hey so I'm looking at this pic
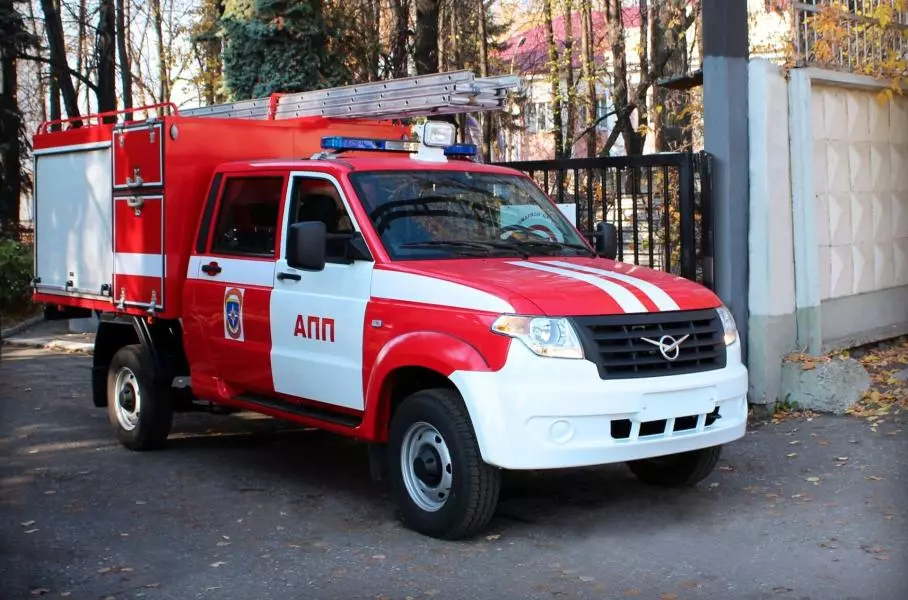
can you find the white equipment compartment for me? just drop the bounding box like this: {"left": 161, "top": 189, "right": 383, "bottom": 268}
{"left": 34, "top": 143, "right": 114, "bottom": 298}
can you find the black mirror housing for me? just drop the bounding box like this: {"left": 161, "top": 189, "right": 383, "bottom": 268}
{"left": 594, "top": 222, "right": 619, "bottom": 260}
{"left": 287, "top": 221, "right": 327, "bottom": 271}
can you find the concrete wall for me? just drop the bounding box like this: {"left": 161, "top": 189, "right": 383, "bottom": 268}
{"left": 810, "top": 84, "right": 908, "bottom": 349}
{"left": 747, "top": 60, "right": 908, "bottom": 406}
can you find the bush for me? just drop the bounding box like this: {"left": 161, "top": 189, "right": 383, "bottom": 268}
{"left": 0, "top": 238, "right": 33, "bottom": 315}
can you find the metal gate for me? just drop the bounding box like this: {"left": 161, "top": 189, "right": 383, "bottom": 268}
{"left": 498, "top": 151, "right": 714, "bottom": 289}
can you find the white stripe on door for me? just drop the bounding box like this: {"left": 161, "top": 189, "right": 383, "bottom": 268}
{"left": 508, "top": 261, "right": 647, "bottom": 313}
{"left": 544, "top": 260, "right": 680, "bottom": 311}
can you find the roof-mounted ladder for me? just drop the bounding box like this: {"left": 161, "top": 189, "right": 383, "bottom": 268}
{"left": 179, "top": 70, "right": 521, "bottom": 121}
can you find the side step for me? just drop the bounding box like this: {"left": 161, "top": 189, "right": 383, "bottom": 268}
{"left": 237, "top": 394, "right": 363, "bottom": 428}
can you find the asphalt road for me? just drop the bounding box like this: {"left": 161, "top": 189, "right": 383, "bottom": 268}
{"left": 1, "top": 347, "right": 906, "bottom": 600}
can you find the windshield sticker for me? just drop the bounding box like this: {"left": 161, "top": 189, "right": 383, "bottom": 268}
{"left": 500, "top": 206, "right": 566, "bottom": 242}
{"left": 224, "top": 287, "right": 245, "bottom": 341}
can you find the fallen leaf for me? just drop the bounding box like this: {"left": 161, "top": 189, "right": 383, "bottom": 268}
{"left": 102, "top": 596, "right": 115, "bottom": 600}
{"left": 60, "top": 593, "right": 71, "bottom": 597}
{"left": 210, "top": 562, "right": 226, "bottom": 568}
{"left": 135, "top": 500, "right": 147, "bottom": 505}
{"left": 97, "top": 567, "right": 112, "bottom": 574}
{"left": 216, "top": 541, "right": 231, "bottom": 547}
{"left": 43, "top": 490, "right": 55, "bottom": 495}
{"left": 805, "top": 476, "right": 820, "bottom": 483}
{"left": 874, "top": 554, "right": 891, "bottom": 561}
{"left": 24, "top": 529, "right": 39, "bottom": 534}
{"left": 789, "top": 440, "right": 801, "bottom": 445}
{"left": 836, "top": 457, "right": 849, "bottom": 461}
{"left": 29, "top": 588, "right": 50, "bottom": 596}
{"left": 622, "top": 590, "right": 642, "bottom": 597}
{"left": 801, "top": 361, "right": 816, "bottom": 370}
{"left": 718, "top": 466, "right": 734, "bottom": 471}
{"left": 143, "top": 583, "right": 160, "bottom": 589}
{"left": 485, "top": 534, "right": 501, "bottom": 541}
{"left": 371, "top": 554, "right": 386, "bottom": 560}
{"left": 579, "top": 576, "right": 595, "bottom": 583}
{"left": 21, "top": 520, "right": 35, "bottom": 527}
{"left": 865, "top": 475, "right": 883, "bottom": 481}
{"left": 787, "top": 452, "right": 798, "bottom": 458}
{"left": 709, "top": 482, "right": 720, "bottom": 488}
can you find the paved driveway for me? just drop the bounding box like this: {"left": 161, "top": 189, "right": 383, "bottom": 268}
{"left": 1, "top": 347, "right": 906, "bottom": 600}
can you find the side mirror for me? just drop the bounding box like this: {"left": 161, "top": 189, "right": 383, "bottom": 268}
{"left": 594, "top": 222, "right": 618, "bottom": 260}
{"left": 287, "top": 221, "right": 326, "bottom": 271}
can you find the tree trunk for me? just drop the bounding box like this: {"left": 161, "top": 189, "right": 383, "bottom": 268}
{"left": 75, "top": 0, "right": 85, "bottom": 104}
{"left": 151, "top": 0, "right": 168, "bottom": 104}
{"left": 390, "top": 0, "right": 409, "bottom": 78}
{"left": 580, "top": 0, "right": 596, "bottom": 157}
{"left": 635, "top": 0, "right": 649, "bottom": 153}
{"left": 602, "top": 0, "right": 640, "bottom": 155}
{"left": 477, "top": 0, "right": 492, "bottom": 161}
{"left": 96, "top": 0, "right": 117, "bottom": 117}
{"left": 562, "top": 0, "right": 575, "bottom": 157}
{"left": 116, "top": 0, "right": 133, "bottom": 119}
{"left": 543, "top": 0, "right": 563, "bottom": 158}
{"left": 40, "top": 0, "right": 81, "bottom": 125}
{"left": 414, "top": 0, "right": 439, "bottom": 75}
{"left": 25, "top": 0, "right": 47, "bottom": 123}
{"left": 0, "top": 0, "right": 22, "bottom": 232}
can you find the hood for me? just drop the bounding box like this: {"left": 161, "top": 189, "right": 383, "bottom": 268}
{"left": 390, "top": 257, "right": 721, "bottom": 316}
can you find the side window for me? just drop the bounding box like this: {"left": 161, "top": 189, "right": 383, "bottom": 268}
{"left": 288, "top": 177, "right": 356, "bottom": 262}
{"left": 211, "top": 176, "right": 284, "bottom": 257}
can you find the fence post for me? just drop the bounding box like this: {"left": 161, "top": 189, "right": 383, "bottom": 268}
{"left": 678, "top": 152, "right": 696, "bottom": 281}
{"left": 697, "top": 151, "right": 715, "bottom": 290}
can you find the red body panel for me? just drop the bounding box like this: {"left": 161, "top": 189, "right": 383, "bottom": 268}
{"left": 114, "top": 196, "right": 163, "bottom": 254}
{"left": 112, "top": 124, "right": 164, "bottom": 189}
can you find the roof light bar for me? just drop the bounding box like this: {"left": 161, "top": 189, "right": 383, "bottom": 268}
{"left": 320, "top": 136, "right": 478, "bottom": 158}
{"left": 320, "top": 136, "right": 421, "bottom": 153}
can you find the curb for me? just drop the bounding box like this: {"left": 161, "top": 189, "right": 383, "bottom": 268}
{"left": 0, "top": 315, "right": 44, "bottom": 340}
{"left": 1, "top": 337, "right": 94, "bottom": 355}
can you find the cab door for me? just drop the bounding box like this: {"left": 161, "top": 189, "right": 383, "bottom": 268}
{"left": 186, "top": 173, "right": 287, "bottom": 396}
{"left": 269, "top": 173, "right": 373, "bottom": 411}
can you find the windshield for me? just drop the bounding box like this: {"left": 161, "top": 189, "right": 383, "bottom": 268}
{"left": 348, "top": 170, "right": 593, "bottom": 260}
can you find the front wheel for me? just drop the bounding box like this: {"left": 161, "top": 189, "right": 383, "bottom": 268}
{"left": 387, "top": 388, "right": 501, "bottom": 540}
{"left": 107, "top": 344, "right": 172, "bottom": 451}
{"left": 626, "top": 445, "right": 722, "bottom": 487}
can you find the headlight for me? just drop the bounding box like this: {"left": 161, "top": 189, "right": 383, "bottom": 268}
{"left": 491, "top": 315, "right": 584, "bottom": 359}
{"left": 716, "top": 305, "right": 738, "bottom": 346}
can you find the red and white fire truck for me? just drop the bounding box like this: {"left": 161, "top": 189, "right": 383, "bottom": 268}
{"left": 30, "top": 71, "right": 747, "bottom": 539}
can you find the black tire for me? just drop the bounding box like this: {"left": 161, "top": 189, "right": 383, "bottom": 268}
{"left": 387, "top": 388, "right": 501, "bottom": 540}
{"left": 626, "top": 445, "right": 722, "bottom": 487}
{"left": 106, "top": 344, "right": 172, "bottom": 451}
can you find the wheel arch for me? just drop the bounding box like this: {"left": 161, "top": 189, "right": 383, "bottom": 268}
{"left": 92, "top": 315, "right": 188, "bottom": 407}
{"left": 361, "top": 331, "right": 489, "bottom": 441}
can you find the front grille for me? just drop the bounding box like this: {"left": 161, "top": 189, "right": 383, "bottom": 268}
{"left": 571, "top": 309, "right": 727, "bottom": 380}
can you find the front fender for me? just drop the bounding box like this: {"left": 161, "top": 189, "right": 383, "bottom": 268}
{"left": 360, "top": 331, "right": 508, "bottom": 440}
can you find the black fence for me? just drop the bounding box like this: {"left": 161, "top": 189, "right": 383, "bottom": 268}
{"left": 497, "top": 151, "right": 714, "bottom": 289}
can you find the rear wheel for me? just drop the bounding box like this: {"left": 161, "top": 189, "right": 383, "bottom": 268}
{"left": 626, "top": 445, "right": 721, "bottom": 487}
{"left": 387, "top": 388, "right": 500, "bottom": 540}
{"left": 107, "top": 344, "right": 172, "bottom": 451}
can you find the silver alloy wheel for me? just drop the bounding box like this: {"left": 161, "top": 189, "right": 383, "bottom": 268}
{"left": 114, "top": 366, "right": 141, "bottom": 431}
{"left": 400, "top": 421, "right": 453, "bottom": 512}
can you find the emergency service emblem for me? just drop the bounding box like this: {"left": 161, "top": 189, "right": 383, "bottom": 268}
{"left": 224, "top": 287, "right": 245, "bottom": 341}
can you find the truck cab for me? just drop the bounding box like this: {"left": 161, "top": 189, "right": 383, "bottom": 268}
{"left": 142, "top": 126, "right": 744, "bottom": 539}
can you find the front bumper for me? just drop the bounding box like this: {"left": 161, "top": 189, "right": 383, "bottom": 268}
{"left": 450, "top": 340, "right": 748, "bottom": 470}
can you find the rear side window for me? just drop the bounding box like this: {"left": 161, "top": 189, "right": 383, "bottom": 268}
{"left": 211, "top": 176, "right": 284, "bottom": 257}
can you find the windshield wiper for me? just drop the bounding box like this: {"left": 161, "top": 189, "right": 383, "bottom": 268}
{"left": 502, "top": 238, "right": 596, "bottom": 257}
{"left": 400, "top": 240, "right": 529, "bottom": 258}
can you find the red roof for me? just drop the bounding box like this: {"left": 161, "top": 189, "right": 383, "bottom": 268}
{"left": 497, "top": 8, "right": 642, "bottom": 74}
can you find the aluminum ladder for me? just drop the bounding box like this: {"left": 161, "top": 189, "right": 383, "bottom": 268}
{"left": 179, "top": 70, "right": 521, "bottom": 121}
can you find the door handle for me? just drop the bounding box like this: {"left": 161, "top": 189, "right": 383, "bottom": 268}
{"left": 201, "top": 261, "right": 222, "bottom": 276}
{"left": 277, "top": 271, "right": 301, "bottom": 282}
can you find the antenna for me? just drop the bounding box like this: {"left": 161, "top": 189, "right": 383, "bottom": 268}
{"left": 180, "top": 71, "right": 521, "bottom": 121}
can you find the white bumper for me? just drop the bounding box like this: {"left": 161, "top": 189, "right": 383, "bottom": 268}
{"left": 450, "top": 340, "right": 748, "bottom": 470}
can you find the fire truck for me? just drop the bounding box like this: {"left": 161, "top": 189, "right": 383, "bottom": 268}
{"left": 30, "top": 71, "right": 748, "bottom": 540}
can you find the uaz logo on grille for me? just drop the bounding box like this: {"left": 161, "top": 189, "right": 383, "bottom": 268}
{"left": 640, "top": 334, "right": 689, "bottom": 361}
